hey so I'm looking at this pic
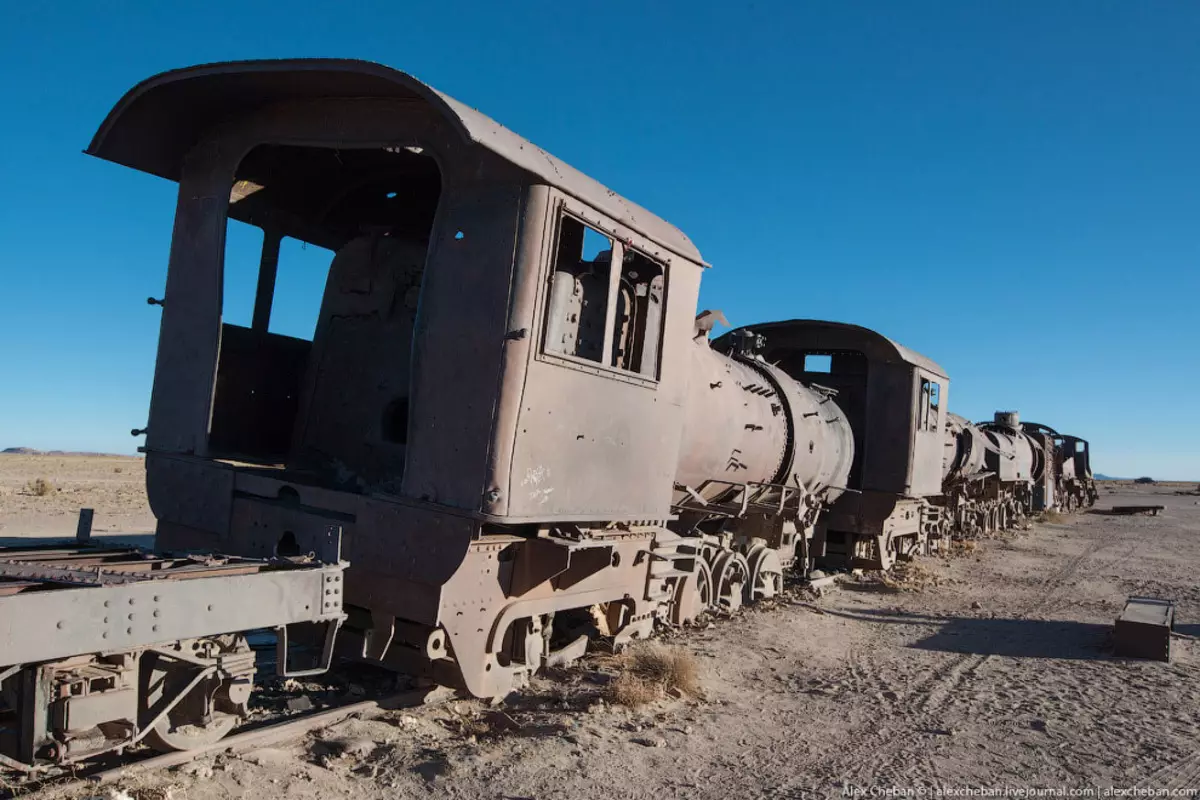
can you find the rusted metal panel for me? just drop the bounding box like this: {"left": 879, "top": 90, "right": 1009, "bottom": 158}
{"left": 402, "top": 183, "right": 525, "bottom": 512}
{"left": 909, "top": 366, "right": 950, "bottom": 497}
{"left": 75, "top": 509, "right": 94, "bottom": 544}
{"left": 504, "top": 193, "right": 703, "bottom": 520}
{"left": 145, "top": 453, "right": 234, "bottom": 540}
{"left": 289, "top": 235, "right": 425, "bottom": 490}
{"left": 1114, "top": 597, "right": 1174, "bottom": 661}
{"left": 673, "top": 339, "right": 853, "bottom": 506}
{"left": 0, "top": 557, "right": 343, "bottom": 665}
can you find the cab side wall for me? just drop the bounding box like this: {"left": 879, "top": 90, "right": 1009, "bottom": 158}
{"left": 504, "top": 192, "right": 703, "bottom": 520}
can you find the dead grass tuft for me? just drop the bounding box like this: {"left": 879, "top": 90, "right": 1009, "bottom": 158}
{"left": 605, "top": 642, "right": 701, "bottom": 707}
{"left": 24, "top": 476, "right": 54, "bottom": 496}
{"left": 607, "top": 672, "right": 663, "bottom": 707}
{"left": 881, "top": 562, "right": 944, "bottom": 591}
{"left": 89, "top": 780, "right": 180, "bottom": 800}
{"left": 948, "top": 539, "right": 978, "bottom": 557}
{"left": 1037, "top": 510, "right": 1065, "bottom": 524}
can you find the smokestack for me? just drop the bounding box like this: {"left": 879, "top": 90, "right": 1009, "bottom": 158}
{"left": 994, "top": 411, "right": 1020, "bottom": 430}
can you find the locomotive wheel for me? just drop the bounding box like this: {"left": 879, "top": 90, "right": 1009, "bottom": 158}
{"left": 875, "top": 536, "right": 896, "bottom": 572}
{"left": 670, "top": 559, "right": 713, "bottom": 626}
{"left": 140, "top": 637, "right": 249, "bottom": 753}
{"left": 745, "top": 545, "right": 783, "bottom": 602}
{"left": 144, "top": 709, "right": 238, "bottom": 753}
{"left": 711, "top": 551, "right": 750, "bottom": 613}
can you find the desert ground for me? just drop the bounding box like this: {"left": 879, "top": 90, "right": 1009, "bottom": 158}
{"left": 3, "top": 455, "right": 1200, "bottom": 799}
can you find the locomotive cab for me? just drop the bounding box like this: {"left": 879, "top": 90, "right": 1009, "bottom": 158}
{"left": 88, "top": 61, "right": 704, "bottom": 524}
{"left": 716, "top": 320, "right": 950, "bottom": 571}
{"left": 86, "top": 59, "right": 708, "bottom": 698}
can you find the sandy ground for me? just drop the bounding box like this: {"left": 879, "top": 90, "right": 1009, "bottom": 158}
{"left": 0, "top": 454, "right": 153, "bottom": 544}
{"left": 5, "top": 457, "right": 1200, "bottom": 798}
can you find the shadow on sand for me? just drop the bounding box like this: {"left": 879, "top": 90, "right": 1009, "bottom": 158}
{"left": 910, "top": 616, "right": 1111, "bottom": 660}
{"left": 812, "top": 606, "right": 1111, "bottom": 660}
{"left": 0, "top": 532, "right": 155, "bottom": 549}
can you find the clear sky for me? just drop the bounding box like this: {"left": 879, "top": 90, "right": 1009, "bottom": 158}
{"left": 1, "top": 2, "right": 1197, "bottom": 479}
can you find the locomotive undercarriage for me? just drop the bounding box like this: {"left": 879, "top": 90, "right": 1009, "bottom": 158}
{"left": 343, "top": 514, "right": 803, "bottom": 699}
{"left": 939, "top": 479, "right": 1033, "bottom": 538}
{"left": 0, "top": 541, "right": 344, "bottom": 771}
{"left": 813, "top": 494, "right": 941, "bottom": 572}
{"left": 1058, "top": 477, "right": 1099, "bottom": 512}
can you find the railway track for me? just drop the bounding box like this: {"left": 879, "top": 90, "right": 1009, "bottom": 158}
{"left": 2, "top": 686, "right": 450, "bottom": 797}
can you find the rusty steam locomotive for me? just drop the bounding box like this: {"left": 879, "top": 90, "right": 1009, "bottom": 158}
{"left": 0, "top": 60, "right": 1095, "bottom": 771}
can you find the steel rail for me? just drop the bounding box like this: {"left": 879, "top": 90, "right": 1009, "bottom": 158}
{"left": 87, "top": 687, "right": 448, "bottom": 786}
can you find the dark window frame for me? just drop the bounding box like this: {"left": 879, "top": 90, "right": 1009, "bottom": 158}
{"left": 539, "top": 204, "right": 668, "bottom": 386}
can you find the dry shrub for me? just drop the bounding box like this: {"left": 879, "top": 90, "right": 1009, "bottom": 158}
{"left": 605, "top": 642, "right": 701, "bottom": 707}
{"left": 608, "top": 672, "right": 662, "bottom": 707}
{"left": 113, "top": 466, "right": 124, "bottom": 473}
{"left": 439, "top": 700, "right": 515, "bottom": 741}
{"left": 100, "top": 782, "right": 178, "bottom": 800}
{"left": 1037, "top": 510, "right": 1065, "bottom": 524}
{"left": 947, "top": 539, "right": 978, "bottom": 557}
{"left": 877, "top": 562, "right": 943, "bottom": 592}
{"left": 25, "top": 477, "right": 54, "bottom": 496}
{"left": 455, "top": 715, "right": 494, "bottom": 739}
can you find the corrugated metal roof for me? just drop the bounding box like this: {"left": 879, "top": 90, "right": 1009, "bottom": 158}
{"left": 86, "top": 58, "right": 703, "bottom": 264}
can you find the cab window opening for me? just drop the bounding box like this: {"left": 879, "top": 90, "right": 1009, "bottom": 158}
{"left": 611, "top": 248, "right": 666, "bottom": 378}
{"left": 211, "top": 143, "right": 441, "bottom": 488}
{"left": 544, "top": 210, "right": 668, "bottom": 380}
{"left": 545, "top": 216, "right": 613, "bottom": 363}
{"left": 919, "top": 379, "right": 941, "bottom": 432}
{"left": 803, "top": 353, "right": 832, "bottom": 373}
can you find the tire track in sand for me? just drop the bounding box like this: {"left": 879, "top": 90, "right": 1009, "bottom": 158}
{"left": 789, "top": 520, "right": 1122, "bottom": 793}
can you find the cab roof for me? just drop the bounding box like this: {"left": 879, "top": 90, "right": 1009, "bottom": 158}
{"left": 86, "top": 58, "right": 703, "bottom": 264}
{"left": 722, "top": 319, "right": 949, "bottom": 379}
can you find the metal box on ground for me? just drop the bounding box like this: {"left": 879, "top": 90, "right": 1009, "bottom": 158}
{"left": 1113, "top": 597, "right": 1174, "bottom": 661}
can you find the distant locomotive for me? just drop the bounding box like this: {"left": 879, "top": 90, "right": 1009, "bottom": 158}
{"left": 0, "top": 59, "right": 1093, "bottom": 771}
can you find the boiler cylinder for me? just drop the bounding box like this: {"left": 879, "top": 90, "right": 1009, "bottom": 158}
{"left": 674, "top": 340, "right": 853, "bottom": 504}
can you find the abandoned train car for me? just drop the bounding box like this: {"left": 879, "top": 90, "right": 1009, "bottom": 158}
{"left": 0, "top": 59, "right": 1094, "bottom": 772}
{"left": 0, "top": 59, "right": 855, "bottom": 769}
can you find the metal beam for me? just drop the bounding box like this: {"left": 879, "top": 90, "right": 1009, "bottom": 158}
{"left": 0, "top": 562, "right": 344, "bottom": 665}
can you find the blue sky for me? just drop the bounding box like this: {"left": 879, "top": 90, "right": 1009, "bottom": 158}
{"left": 1, "top": 2, "right": 1197, "bottom": 479}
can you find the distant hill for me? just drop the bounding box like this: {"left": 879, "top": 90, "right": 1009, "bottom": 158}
{"left": 1094, "top": 473, "right": 1123, "bottom": 480}
{"left": 2, "top": 447, "right": 134, "bottom": 457}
